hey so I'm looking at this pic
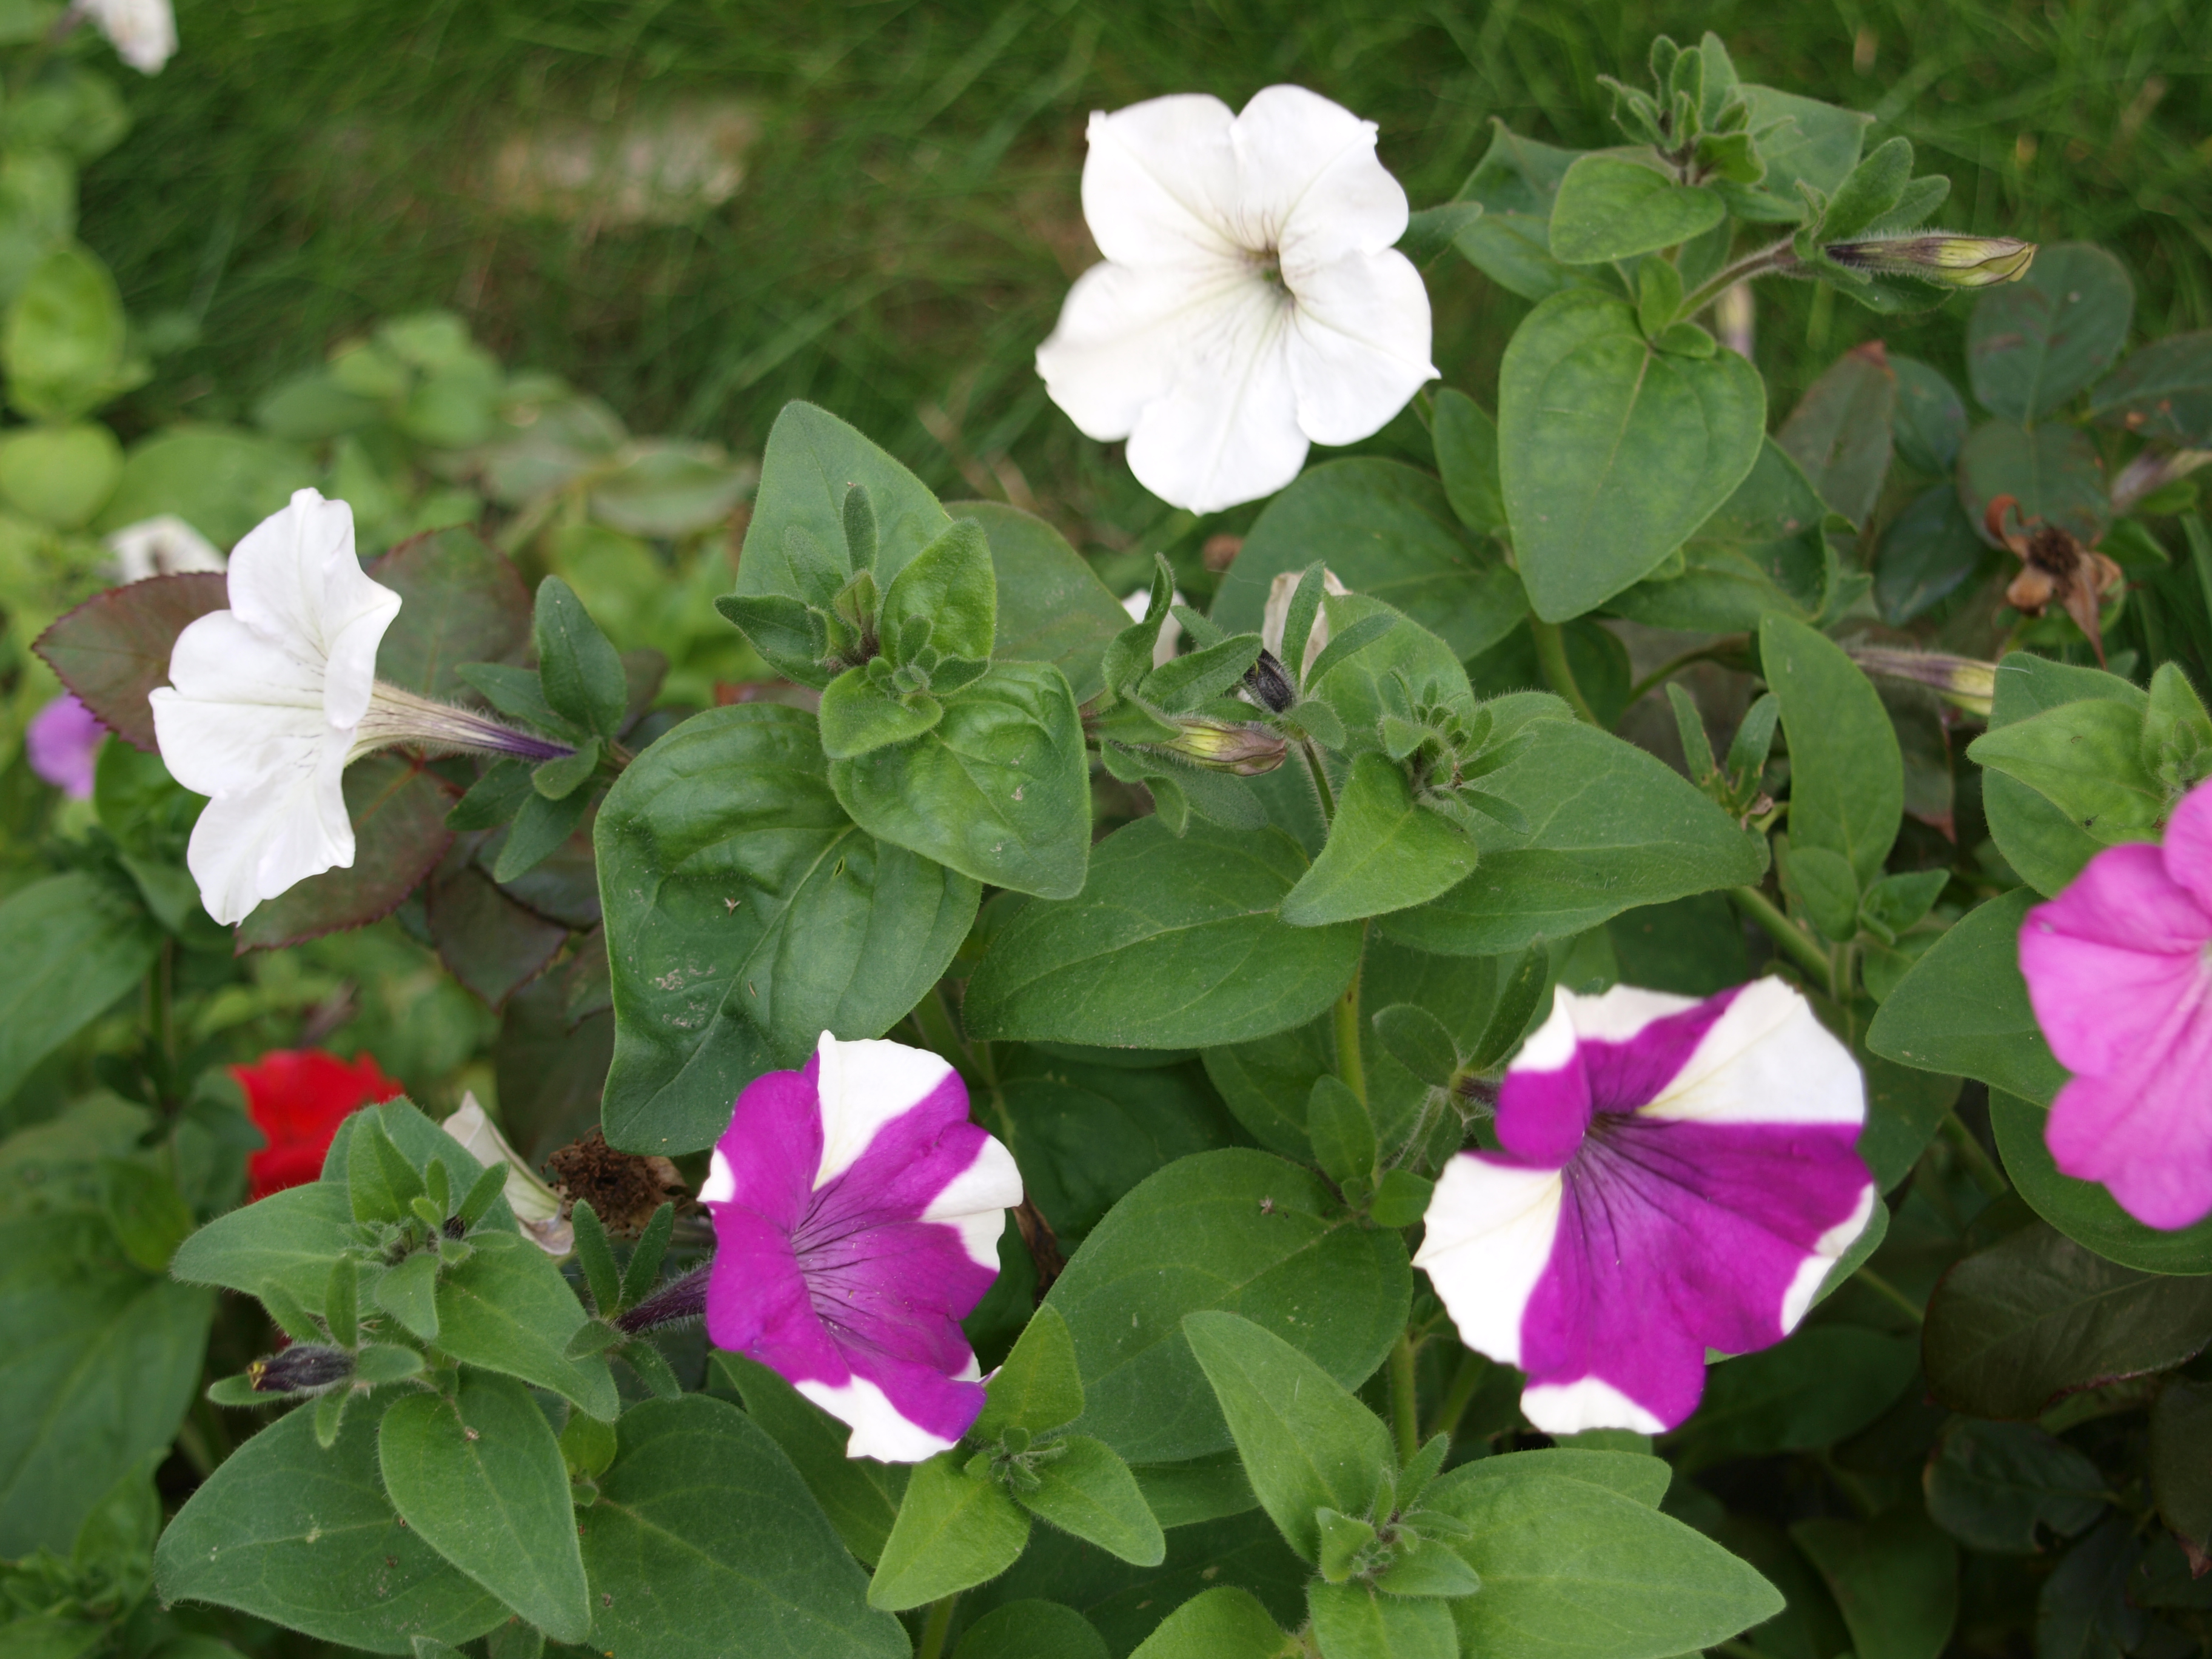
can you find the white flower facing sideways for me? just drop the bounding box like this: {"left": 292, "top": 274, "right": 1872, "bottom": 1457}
{"left": 150, "top": 489, "right": 572, "bottom": 925}
{"left": 75, "top": 0, "right": 177, "bottom": 74}
{"left": 107, "top": 514, "right": 226, "bottom": 584}
{"left": 1036, "top": 85, "right": 1438, "bottom": 514}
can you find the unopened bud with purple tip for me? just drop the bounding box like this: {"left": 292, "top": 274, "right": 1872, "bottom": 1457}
{"left": 1824, "top": 235, "right": 2036, "bottom": 288}
{"left": 1156, "top": 717, "right": 1289, "bottom": 776}
{"left": 1848, "top": 646, "right": 1997, "bottom": 719}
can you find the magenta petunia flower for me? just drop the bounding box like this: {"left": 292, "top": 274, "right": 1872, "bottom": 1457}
{"left": 1415, "top": 979, "right": 1874, "bottom": 1433}
{"left": 700, "top": 1033, "right": 1023, "bottom": 1462}
{"left": 27, "top": 694, "right": 106, "bottom": 800}
{"left": 2019, "top": 776, "right": 2212, "bottom": 1230}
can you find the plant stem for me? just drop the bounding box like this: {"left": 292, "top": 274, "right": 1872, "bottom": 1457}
{"left": 1425, "top": 1350, "right": 1489, "bottom": 1444}
{"left": 1855, "top": 1267, "right": 1925, "bottom": 1325}
{"left": 1677, "top": 238, "right": 1797, "bottom": 320}
{"left": 1942, "top": 1113, "right": 2008, "bottom": 1198}
{"left": 150, "top": 939, "right": 177, "bottom": 1107}
{"left": 917, "top": 1594, "right": 959, "bottom": 1659}
{"left": 1389, "top": 1332, "right": 1420, "bottom": 1466}
{"left": 1620, "top": 638, "right": 1744, "bottom": 718}
{"left": 1529, "top": 617, "right": 1601, "bottom": 726}
{"left": 1728, "top": 885, "right": 1834, "bottom": 985}
{"left": 1300, "top": 737, "right": 1338, "bottom": 824}
{"left": 1333, "top": 934, "right": 1367, "bottom": 1109}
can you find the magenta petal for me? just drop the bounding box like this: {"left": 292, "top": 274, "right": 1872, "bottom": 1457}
{"left": 2162, "top": 776, "right": 2212, "bottom": 913}
{"left": 26, "top": 695, "right": 105, "bottom": 800}
{"left": 2044, "top": 985, "right": 2212, "bottom": 1230}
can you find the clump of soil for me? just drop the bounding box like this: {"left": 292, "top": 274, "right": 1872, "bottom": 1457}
{"left": 545, "top": 1129, "right": 687, "bottom": 1236}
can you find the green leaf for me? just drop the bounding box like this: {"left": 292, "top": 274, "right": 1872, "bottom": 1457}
{"left": 0, "top": 420, "right": 120, "bottom": 528}
{"left": 1127, "top": 1587, "right": 1295, "bottom": 1659}
{"left": 531, "top": 738, "right": 602, "bottom": 799}
{"left": 1379, "top": 716, "right": 1766, "bottom": 957}
{"left": 2037, "top": 1518, "right": 2146, "bottom": 1659}
{"left": 709, "top": 1352, "right": 908, "bottom": 1569}
{"left": 881, "top": 517, "right": 996, "bottom": 665}
{"left": 1305, "top": 1075, "right": 1377, "bottom": 1195}
{"left": 1182, "top": 1310, "right": 1393, "bottom": 1563}
{"left": 1546, "top": 156, "right": 1723, "bottom": 265}
{"left": 1210, "top": 460, "right": 1527, "bottom": 663}
{"left": 434, "top": 1242, "right": 619, "bottom": 1420}
{"left": 1761, "top": 615, "right": 1902, "bottom": 885}
{"left": 1988, "top": 1090, "right": 2212, "bottom": 1275}
{"left": 1044, "top": 1150, "right": 1410, "bottom": 1465}
{"left": 1019, "top": 1435, "right": 1166, "bottom": 1566}
{"left": 818, "top": 666, "right": 942, "bottom": 757}
{"left": 1777, "top": 343, "right": 1896, "bottom": 529}
{"left": 1426, "top": 1470, "right": 1783, "bottom": 1659}
{"left": 1815, "top": 135, "right": 1913, "bottom": 241}
{"left": 1968, "top": 699, "right": 2164, "bottom": 846}
{"left": 374, "top": 1250, "right": 441, "bottom": 1341}
{"left": 534, "top": 575, "right": 628, "bottom": 740}
{"left": 32, "top": 569, "right": 229, "bottom": 753}
{"left": 1956, "top": 419, "right": 2111, "bottom": 551}
{"left": 1922, "top": 1220, "right": 2212, "bottom": 1418}
{"left": 1741, "top": 84, "right": 1871, "bottom": 199}
{"left": 586, "top": 440, "right": 753, "bottom": 538}
{"left": 1398, "top": 201, "right": 1487, "bottom": 267}
{"left": 975, "top": 1303, "right": 1085, "bottom": 1441}
{"left": 368, "top": 526, "right": 534, "bottom": 703}
{"left": 1130, "top": 1452, "right": 1261, "bottom": 1529}
{"left": 736, "top": 401, "right": 952, "bottom": 604}
{"left": 578, "top": 1394, "right": 908, "bottom": 1657}
{"left": 1500, "top": 289, "right": 1765, "bottom": 621}
{"left": 93, "top": 424, "right": 313, "bottom": 547}
{"left": 5, "top": 243, "right": 131, "bottom": 420}
{"left": 1427, "top": 1446, "right": 1671, "bottom": 1509}
{"left": 1668, "top": 1327, "right": 1917, "bottom": 1472}
{"left": 1979, "top": 654, "right": 2144, "bottom": 896}
{"left": 2088, "top": 330, "right": 2212, "bottom": 446}
{"left": 378, "top": 1373, "right": 593, "bottom": 1644}
{"left": 1446, "top": 122, "right": 1597, "bottom": 303}
{"left": 830, "top": 659, "right": 1090, "bottom": 899}
{"left": 1609, "top": 439, "right": 1838, "bottom": 634}
{"left": 1968, "top": 243, "right": 2134, "bottom": 423}
{"left": 1865, "top": 888, "right": 2068, "bottom": 1103}
{"left": 155, "top": 1392, "right": 508, "bottom": 1655}
{"left": 956, "top": 1600, "right": 1113, "bottom": 1659}
{"left": 867, "top": 1452, "right": 1031, "bottom": 1612}
{"left": 1923, "top": 1419, "right": 2106, "bottom": 1554}
{"left": 0, "top": 873, "right": 162, "bottom": 1108}
{"left": 964, "top": 818, "right": 1362, "bottom": 1048}
{"left": 1284, "top": 754, "right": 1481, "bottom": 927}
{"left": 2151, "top": 1379, "right": 2212, "bottom": 1560}
{"left": 1789, "top": 1511, "right": 1958, "bottom": 1659}
{"left": 170, "top": 1180, "right": 356, "bottom": 1311}
{"left": 0, "top": 1213, "right": 211, "bottom": 1555}
{"left": 1307, "top": 1581, "right": 1458, "bottom": 1659}
{"left": 1785, "top": 844, "right": 1861, "bottom": 945}
{"left": 595, "top": 703, "right": 978, "bottom": 1155}
{"left": 1431, "top": 390, "right": 1506, "bottom": 538}
{"left": 948, "top": 501, "right": 1129, "bottom": 703}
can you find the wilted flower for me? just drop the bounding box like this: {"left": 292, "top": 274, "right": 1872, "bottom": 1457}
{"left": 233, "top": 1048, "right": 406, "bottom": 1200}
{"left": 107, "top": 515, "right": 226, "bottom": 583}
{"left": 444, "top": 1093, "right": 575, "bottom": 1257}
{"left": 75, "top": 0, "right": 176, "bottom": 73}
{"left": 26, "top": 694, "right": 104, "bottom": 799}
{"left": 1416, "top": 980, "right": 1873, "bottom": 1433}
{"left": 700, "top": 1033, "right": 1022, "bottom": 1461}
{"left": 1847, "top": 647, "right": 1997, "bottom": 720}
{"left": 1825, "top": 235, "right": 2037, "bottom": 287}
{"left": 1122, "top": 585, "right": 1185, "bottom": 668}
{"left": 1986, "top": 494, "right": 2123, "bottom": 667}
{"left": 1261, "top": 566, "right": 1350, "bottom": 682}
{"left": 2019, "top": 775, "right": 2212, "bottom": 1230}
{"left": 149, "top": 489, "right": 572, "bottom": 924}
{"left": 1036, "top": 87, "right": 1438, "bottom": 514}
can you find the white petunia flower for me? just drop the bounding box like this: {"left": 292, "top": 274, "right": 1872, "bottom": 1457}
{"left": 1036, "top": 85, "right": 1438, "bottom": 515}
{"left": 107, "top": 515, "right": 226, "bottom": 584}
{"left": 76, "top": 0, "right": 177, "bottom": 74}
{"left": 149, "top": 489, "right": 571, "bottom": 925}
{"left": 1262, "top": 566, "right": 1350, "bottom": 680}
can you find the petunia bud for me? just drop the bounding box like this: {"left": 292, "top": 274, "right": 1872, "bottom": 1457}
{"left": 1847, "top": 646, "right": 1997, "bottom": 719}
{"left": 444, "top": 1092, "right": 574, "bottom": 1256}
{"left": 249, "top": 1343, "right": 354, "bottom": 1395}
{"left": 1156, "top": 717, "right": 1288, "bottom": 776}
{"left": 1823, "top": 235, "right": 2037, "bottom": 287}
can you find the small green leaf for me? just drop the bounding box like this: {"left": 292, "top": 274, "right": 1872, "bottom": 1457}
{"left": 529, "top": 738, "right": 600, "bottom": 800}
{"left": 818, "top": 665, "right": 943, "bottom": 757}
{"left": 1431, "top": 390, "right": 1506, "bottom": 538}
{"left": 1968, "top": 698, "right": 2167, "bottom": 846}
{"left": 1368, "top": 1170, "right": 1433, "bottom": 1229}
{"left": 373, "top": 1251, "right": 440, "bottom": 1341}
{"left": 1018, "top": 1435, "right": 1165, "bottom": 1566}
{"left": 1790, "top": 1510, "right": 1957, "bottom": 1659}
{"left": 1865, "top": 888, "right": 2067, "bottom": 1104}
{"left": 1373, "top": 1537, "right": 1484, "bottom": 1599}
{"left": 1371, "top": 1004, "right": 1458, "bottom": 1087}
{"left": 1784, "top": 843, "right": 1860, "bottom": 945}
{"left": 868, "top": 1452, "right": 1031, "bottom": 1612}
{"left": 882, "top": 517, "right": 996, "bottom": 665}
{"left": 1968, "top": 242, "right": 2134, "bottom": 423}
{"left": 1307, "top": 1580, "right": 1458, "bottom": 1659}
{"left": 533, "top": 575, "right": 628, "bottom": 740}
{"left": 1816, "top": 135, "right": 1913, "bottom": 241}
{"left": 1761, "top": 615, "right": 1903, "bottom": 885}
{"left": 1281, "top": 754, "right": 1482, "bottom": 928}
{"left": 975, "top": 1304, "right": 1085, "bottom": 1441}
{"left": 1127, "top": 1586, "right": 1297, "bottom": 1659}
{"left": 1547, "top": 156, "right": 1724, "bottom": 265}
{"left": 1305, "top": 1076, "right": 1376, "bottom": 1194}
{"left": 1318, "top": 1507, "right": 1380, "bottom": 1583}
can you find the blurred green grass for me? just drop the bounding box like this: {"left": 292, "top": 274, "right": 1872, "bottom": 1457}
{"left": 84, "top": 0, "right": 2212, "bottom": 546}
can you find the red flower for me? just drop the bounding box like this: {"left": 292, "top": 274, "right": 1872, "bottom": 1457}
{"left": 235, "top": 1049, "right": 406, "bottom": 1200}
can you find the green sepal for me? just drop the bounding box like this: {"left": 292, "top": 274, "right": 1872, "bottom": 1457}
{"left": 531, "top": 739, "right": 602, "bottom": 800}
{"left": 1317, "top": 1507, "right": 1379, "bottom": 1584}
{"left": 621, "top": 1202, "right": 677, "bottom": 1307}
{"left": 447, "top": 757, "right": 537, "bottom": 831}
{"left": 570, "top": 1201, "right": 621, "bottom": 1316}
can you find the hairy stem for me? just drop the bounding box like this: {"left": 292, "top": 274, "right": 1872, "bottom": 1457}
{"left": 1942, "top": 1113, "right": 2009, "bottom": 1198}
{"left": 1729, "top": 886, "right": 1834, "bottom": 985}
{"left": 1388, "top": 1332, "right": 1420, "bottom": 1466}
{"left": 1299, "top": 737, "right": 1338, "bottom": 824}
{"left": 1333, "top": 933, "right": 1367, "bottom": 1109}
{"left": 917, "top": 1595, "right": 960, "bottom": 1659}
{"left": 1677, "top": 238, "right": 1798, "bottom": 320}
{"left": 1529, "top": 618, "right": 1601, "bottom": 726}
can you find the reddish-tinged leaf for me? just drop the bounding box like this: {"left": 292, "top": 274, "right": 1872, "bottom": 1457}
{"left": 32, "top": 574, "right": 228, "bottom": 752}
{"left": 1778, "top": 340, "right": 1897, "bottom": 530}
{"left": 233, "top": 756, "right": 459, "bottom": 951}
{"left": 428, "top": 863, "right": 568, "bottom": 1008}
{"left": 367, "top": 526, "right": 533, "bottom": 702}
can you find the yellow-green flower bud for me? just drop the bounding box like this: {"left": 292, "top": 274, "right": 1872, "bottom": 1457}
{"left": 1848, "top": 647, "right": 1997, "bottom": 719}
{"left": 1824, "top": 235, "right": 2036, "bottom": 287}
{"left": 1156, "top": 717, "right": 1289, "bottom": 776}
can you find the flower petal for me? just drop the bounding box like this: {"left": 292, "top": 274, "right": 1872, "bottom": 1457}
{"left": 1284, "top": 249, "right": 1439, "bottom": 446}
{"left": 1036, "top": 261, "right": 1258, "bottom": 443}
{"left": 1080, "top": 95, "right": 1249, "bottom": 267}
{"left": 1634, "top": 977, "right": 1865, "bottom": 1128}
{"left": 2163, "top": 776, "right": 2212, "bottom": 914}
{"left": 224, "top": 489, "right": 398, "bottom": 728}
{"left": 1412, "top": 1157, "right": 1564, "bottom": 1367}
{"left": 2043, "top": 987, "right": 2212, "bottom": 1230}
{"left": 1245, "top": 85, "right": 1407, "bottom": 265}
{"left": 1122, "top": 283, "right": 1308, "bottom": 514}
{"left": 813, "top": 1033, "right": 960, "bottom": 1188}
{"left": 178, "top": 735, "right": 354, "bottom": 924}
{"left": 2021, "top": 843, "right": 2211, "bottom": 1078}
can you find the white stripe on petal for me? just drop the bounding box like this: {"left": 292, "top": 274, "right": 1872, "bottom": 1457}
{"left": 698, "top": 1150, "right": 736, "bottom": 1205}
{"left": 1778, "top": 1183, "right": 1879, "bottom": 1332}
{"left": 1521, "top": 1376, "right": 1667, "bottom": 1436}
{"left": 1551, "top": 985, "right": 1702, "bottom": 1048}
{"left": 919, "top": 1134, "right": 1024, "bottom": 1271}
{"left": 1511, "top": 996, "right": 1582, "bottom": 1074}
{"left": 1412, "top": 1154, "right": 1563, "bottom": 1368}
{"left": 813, "top": 1033, "right": 956, "bottom": 1190}
{"left": 796, "top": 1375, "right": 961, "bottom": 1464}
{"left": 1638, "top": 977, "right": 1864, "bottom": 1128}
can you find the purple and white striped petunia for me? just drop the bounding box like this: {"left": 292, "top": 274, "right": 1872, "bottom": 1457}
{"left": 1415, "top": 979, "right": 1874, "bottom": 1434}
{"left": 700, "top": 1033, "right": 1023, "bottom": 1462}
